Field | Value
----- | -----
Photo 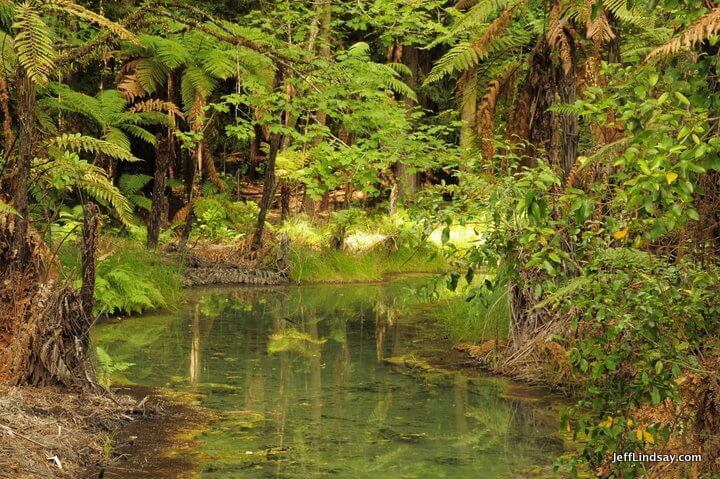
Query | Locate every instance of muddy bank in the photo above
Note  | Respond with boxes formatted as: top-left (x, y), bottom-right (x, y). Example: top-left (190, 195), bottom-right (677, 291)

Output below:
top-left (103, 386), bottom-right (212, 479)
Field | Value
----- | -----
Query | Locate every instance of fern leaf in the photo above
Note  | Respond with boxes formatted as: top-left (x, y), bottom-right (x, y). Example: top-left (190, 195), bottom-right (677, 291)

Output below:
top-left (43, 0), bottom-right (139, 44)
top-left (47, 133), bottom-right (141, 162)
top-left (40, 151), bottom-right (134, 225)
top-left (13, 1), bottom-right (55, 85)
top-left (647, 7), bottom-right (720, 59)
top-left (0, 198), bottom-right (19, 216)
top-left (118, 173), bottom-right (152, 194)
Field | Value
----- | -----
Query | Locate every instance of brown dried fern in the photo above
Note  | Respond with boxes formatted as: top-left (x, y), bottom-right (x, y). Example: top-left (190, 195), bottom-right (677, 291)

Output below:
top-left (648, 7), bottom-right (720, 58)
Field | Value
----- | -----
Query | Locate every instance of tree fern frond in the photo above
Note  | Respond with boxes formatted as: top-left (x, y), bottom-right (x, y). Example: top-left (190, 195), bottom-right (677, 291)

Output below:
top-left (42, 0), bottom-right (139, 44)
top-left (117, 72), bottom-right (147, 101)
top-left (425, 42), bottom-right (480, 84)
top-left (200, 47), bottom-right (236, 79)
top-left (139, 34), bottom-right (191, 69)
top-left (127, 98), bottom-right (183, 126)
top-left (97, 89), bottom-right (127, 117)
top-left (40, 83), bottom-right (104, 124)
top-left (122, 124), bottom-right (156, 145)
top-left (0, 31), bottom-right (16, 72)
top-left (13, 1), bottom-right (55, 85)
top-left (118, 173), bottom-right (152, 194)
top-left (647, 7), bottom-right (720, 58)
top-left (47, 133), bottom-right (141, 162)
top-left (103, 126), bottom-right (131, 150)
top-left (386, 62), bottom-right (412, 77)
top-left (181, 63), bottom-right (217, 114)
top-left (39, 151), bottom-right (134, 225)
top-left (0, 0), bottom-right (14, 31)
top-left (134, 57), bottom-right (169, 95)
top-left (425, 0), bottom-right (526, 85)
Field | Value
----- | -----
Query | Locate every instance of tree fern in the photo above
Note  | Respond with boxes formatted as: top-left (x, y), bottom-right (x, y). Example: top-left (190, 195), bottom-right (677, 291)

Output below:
top-left (43, 0), bottom-right (139, 44)
top-left (47, 133), bottom-right (141, 162)
top-left (647, 7), bottom-right (720, 58)
top-left (118, 173), bottom-right (152, 211)
top-left (13, 1), bottom-right (54, 84)
top-left (38, 151), bottom-right (134, 225)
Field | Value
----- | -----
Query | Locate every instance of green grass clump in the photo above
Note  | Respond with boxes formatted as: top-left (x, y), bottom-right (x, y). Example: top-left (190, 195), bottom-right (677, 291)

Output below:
top-left (288, 245), bottom-right (447, 283)
top-left (423, 282), bottom-right (510, 343)
top-left (59, 237), bottom-right (182, 316)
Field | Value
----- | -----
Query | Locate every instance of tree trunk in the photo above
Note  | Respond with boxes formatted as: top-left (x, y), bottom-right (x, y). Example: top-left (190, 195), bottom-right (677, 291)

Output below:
top-left (81, 203), bottom-right (100, 318)
top-left (458, 69), bottom-right (477, 172)
top-left (12, 75), bottom-right (35, 267)
top-left (280, 181), bottom-right (291, 221)
top-left (252, 134), bottom-right (282, 250)
top-left (148, 134), bottom-right (170, 248)
top-left (398, 44), bottom-right (421, 202)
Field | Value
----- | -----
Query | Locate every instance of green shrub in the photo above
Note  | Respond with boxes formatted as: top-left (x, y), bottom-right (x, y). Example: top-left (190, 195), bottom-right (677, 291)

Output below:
top-left (193, 197), bottom-right (259, 239)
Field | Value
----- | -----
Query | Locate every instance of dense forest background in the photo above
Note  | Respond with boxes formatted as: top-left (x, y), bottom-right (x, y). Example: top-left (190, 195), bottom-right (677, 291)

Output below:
top-left (1, 0), bottom-right (720, 477)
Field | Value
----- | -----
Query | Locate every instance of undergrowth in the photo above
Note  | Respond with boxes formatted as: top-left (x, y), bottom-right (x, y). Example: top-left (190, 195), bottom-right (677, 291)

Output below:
top-left (58, 237), bottom-right (182, 316)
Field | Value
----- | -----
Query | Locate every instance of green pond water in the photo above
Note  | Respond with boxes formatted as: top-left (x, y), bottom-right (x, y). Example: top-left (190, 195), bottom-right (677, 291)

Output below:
top-left (93, 278), bottom-right (564, 478)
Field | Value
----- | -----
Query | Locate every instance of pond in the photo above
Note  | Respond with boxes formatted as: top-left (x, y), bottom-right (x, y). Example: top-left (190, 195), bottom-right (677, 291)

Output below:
top-left (93, 278), bottom-right (564, 478)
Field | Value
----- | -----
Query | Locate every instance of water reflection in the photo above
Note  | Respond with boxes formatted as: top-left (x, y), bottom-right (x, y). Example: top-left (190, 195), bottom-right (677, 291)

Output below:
top-left (94, 280), bottom-right (563, 478)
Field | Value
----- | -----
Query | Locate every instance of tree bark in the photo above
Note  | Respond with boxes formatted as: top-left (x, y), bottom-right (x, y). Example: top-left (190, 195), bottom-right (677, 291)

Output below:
top-left (458, 69), bottom-right (477, 172)
top-left (280, 181), bottom-right (291, 221)
top-left (81, 203), bottom-right (100, 318)
top-left (148, 134), bottom-right (170, 248)
top-left (12, 75), bottom-right (35, 267)
top-left (252, 134), bottom-right (282, 250)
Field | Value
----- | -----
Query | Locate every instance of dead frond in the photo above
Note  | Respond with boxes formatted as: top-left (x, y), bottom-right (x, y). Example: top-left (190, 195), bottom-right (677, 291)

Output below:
top-left (647, 6), bottom-right (720, 59)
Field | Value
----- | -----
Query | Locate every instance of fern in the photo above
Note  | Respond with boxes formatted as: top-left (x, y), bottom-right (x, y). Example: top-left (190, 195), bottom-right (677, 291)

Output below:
top-left (118, 173), bottom-right (152, 211)
top-left (39, 151), bottom-right (134, 225)
top-left (648, 7), bottom-right (720, 58)
top-left (13, 1), bottom-right (55, 84)
top-left (47, 132), bottom-right (141, 162)
top-left (43, 0), bottom-right (139, 44)
top-left (0, 198), bottom-right (19, 216)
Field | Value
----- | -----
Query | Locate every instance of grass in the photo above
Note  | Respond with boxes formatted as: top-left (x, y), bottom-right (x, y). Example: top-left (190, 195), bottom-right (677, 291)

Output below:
top-left (421, 280), bottom-right (511, 344)
top-left (288, 245), bottom-right (447, 283)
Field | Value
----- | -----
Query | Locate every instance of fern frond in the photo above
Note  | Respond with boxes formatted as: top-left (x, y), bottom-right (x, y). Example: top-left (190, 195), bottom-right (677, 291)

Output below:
top-left (181, 63), bottom-right (217, 114)
top-left (39, 151), bottom-right (134, 225)
top-left (0, 0), bottom-right (14, 31)
top-left (13, 1), bottom-right (55, 85)
top-left (425, 0), bottom-right (526, 85)
top-left (42, 0), bottom-right (139, 44)
top-left (134, 57), bottom-right (169, 95)
top-left (425, 42), bottom-right (480, 84)
top-left (0, 198), bottom-right (19, 216)
top-left (122, 124), bottom-right (156, 145)
top-left (103, 126), bottom-right (131, 150)
top-left (386, 62), bottom-right (412, 77)
top-left (47, 133), bottom-right (141, 162)
top-left (40, 83), bottom-right (104, 124)
top-left (118, 173), bottom-right (152, 194)
top-left (200, 47), bottom-right (236, 79)
top-left (647, 7), bottom-right (720, 59)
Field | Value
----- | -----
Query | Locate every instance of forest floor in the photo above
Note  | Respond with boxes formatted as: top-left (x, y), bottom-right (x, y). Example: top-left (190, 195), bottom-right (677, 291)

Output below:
top-left (0, 385), bottom-right (136, 478)
top-left (0, 385), bottom-right (211, 479)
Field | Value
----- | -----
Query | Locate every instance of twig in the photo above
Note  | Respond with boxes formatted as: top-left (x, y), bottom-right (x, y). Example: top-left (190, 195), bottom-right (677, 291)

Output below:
top-left (0, 424), bottom-right (50, 449)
